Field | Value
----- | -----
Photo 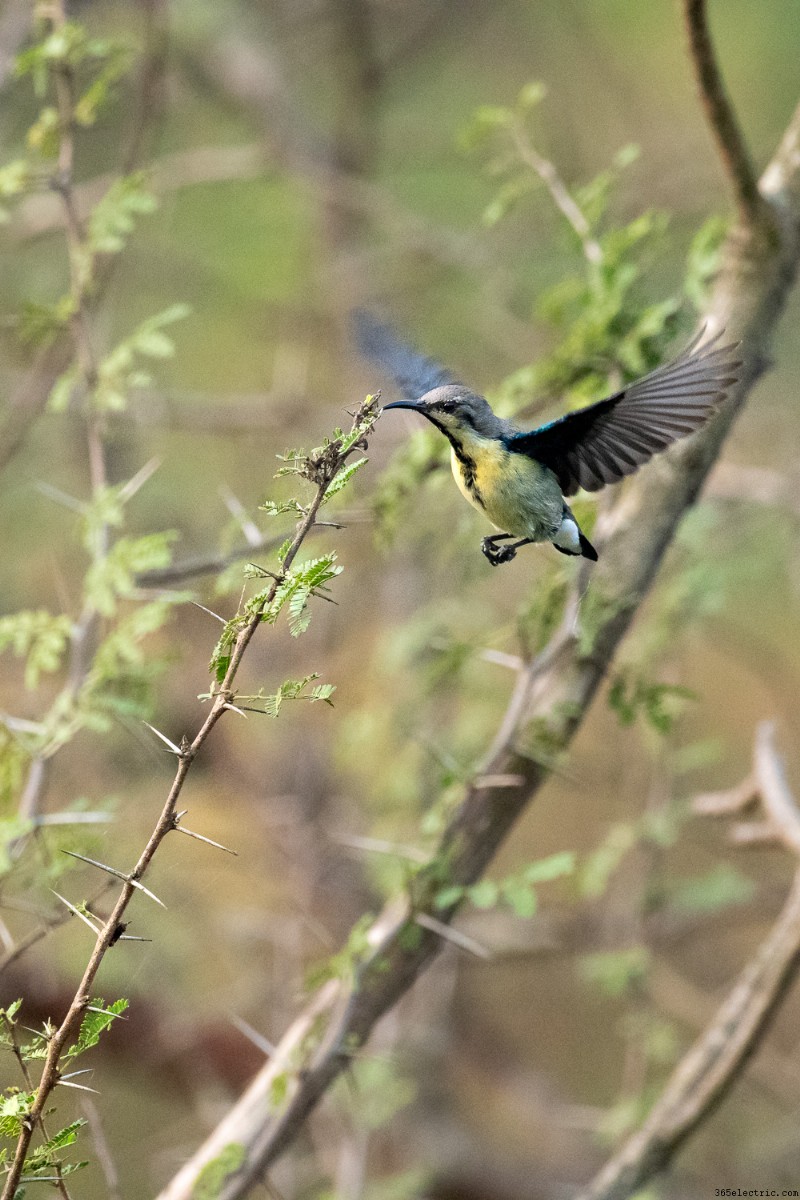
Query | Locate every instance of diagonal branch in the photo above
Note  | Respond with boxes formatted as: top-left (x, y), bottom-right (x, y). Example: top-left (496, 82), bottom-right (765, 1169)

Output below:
top-left (0, 400), bottom-right (380, 1200)
top-left (683, 0), bottom-right (770, 231)
top-left (576, 723), bottom-right (800, 1200)
top-left (155, 81), bottom-right (800, 1200)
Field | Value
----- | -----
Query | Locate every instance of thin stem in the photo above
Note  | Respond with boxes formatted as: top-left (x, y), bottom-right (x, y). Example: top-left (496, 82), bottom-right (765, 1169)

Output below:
top-left (510, 118), bottom-right (603, 266)
top-left (683, 0), bottom-right (769, 232)
top-left (13, 0), bottom-right (107, 835)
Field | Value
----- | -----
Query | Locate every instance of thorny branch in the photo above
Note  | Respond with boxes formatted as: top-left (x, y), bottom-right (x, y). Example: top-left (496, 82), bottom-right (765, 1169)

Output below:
top-left (0, 399), bottom-right (380, 1199)
top-left (157, 32), bottom-right (800, 1200)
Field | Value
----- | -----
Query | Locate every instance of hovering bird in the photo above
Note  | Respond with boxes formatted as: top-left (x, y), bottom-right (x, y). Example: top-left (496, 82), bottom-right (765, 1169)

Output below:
top-left (355, 312), bottom-right (741, 564)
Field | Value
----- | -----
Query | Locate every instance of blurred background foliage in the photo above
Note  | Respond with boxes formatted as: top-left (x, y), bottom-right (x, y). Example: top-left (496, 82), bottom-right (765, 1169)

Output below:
top-left (1, 0), bottom-right (800, 1196)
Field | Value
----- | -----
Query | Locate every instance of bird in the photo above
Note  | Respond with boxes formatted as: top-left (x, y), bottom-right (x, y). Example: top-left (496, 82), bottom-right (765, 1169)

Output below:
top-left (355, 311), bottom-right (741, 565)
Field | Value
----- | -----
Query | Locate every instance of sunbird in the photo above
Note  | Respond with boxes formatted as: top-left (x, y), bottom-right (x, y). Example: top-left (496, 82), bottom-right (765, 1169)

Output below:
top-left (356, 312), bottom-right (741, 564)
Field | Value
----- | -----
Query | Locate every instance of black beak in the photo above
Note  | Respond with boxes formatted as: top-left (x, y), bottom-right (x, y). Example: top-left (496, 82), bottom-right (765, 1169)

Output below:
top-left (382, 400), bottom-right (425, 412)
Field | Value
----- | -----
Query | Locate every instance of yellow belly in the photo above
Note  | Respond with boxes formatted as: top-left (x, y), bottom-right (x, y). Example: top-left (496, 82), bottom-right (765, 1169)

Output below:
top-left (450, 441), bottom-right (563, 540)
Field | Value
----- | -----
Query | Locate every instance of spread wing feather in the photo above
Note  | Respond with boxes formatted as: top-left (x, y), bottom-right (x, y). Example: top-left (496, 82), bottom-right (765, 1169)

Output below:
top-left (352, 310), bottom-right (456, 400)
top-left (506, 330), bottom-right (741, 495)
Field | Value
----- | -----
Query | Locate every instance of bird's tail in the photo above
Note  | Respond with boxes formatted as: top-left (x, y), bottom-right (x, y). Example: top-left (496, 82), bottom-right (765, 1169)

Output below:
top-left (579, 530), bottom-right (598, 561)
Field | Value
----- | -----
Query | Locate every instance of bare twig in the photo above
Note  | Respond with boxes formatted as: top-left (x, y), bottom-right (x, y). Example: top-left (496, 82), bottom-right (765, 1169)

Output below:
top-left (81, 1098), bottom-right (122, 1200)
top-left (683, 0), bottom-right (771, 231)
top-left (135, 531), bottom-right (288, 587)
top-left (510, 119), bottom-right (603, 265)
top-left (156, 37), bottom-right (800, 1200)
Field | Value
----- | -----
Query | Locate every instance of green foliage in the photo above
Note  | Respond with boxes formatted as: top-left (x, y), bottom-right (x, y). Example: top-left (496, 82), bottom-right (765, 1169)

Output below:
top-left (0, 1089), bottom-right (37, 1138)
top-left (0, 160), bottom-right (32, 223)
top-left (581, 947), bottom-right (651, 998)
top-left (240, 674), bottom-right (336, 718)
top-left (335, 1056), bottom-right (417, 1133)
top-left (663, 863), bottom-right (755, 915)
top-left (685, 215), bottom-right (729, 310)
top-left (192, 1143), bottom-right (246, 1199)
top-left (15, 20), bottom-right (130, 114)
top-left (21, 1121), bottom-right (88, 1179)
top-left (66, 998), bottom-right (128, 1060)
top-left (84, 531), bottom-right (178, 616)
top-left (210, 553), bottom-right (342, 681)
top-left (89, 172), bottom-right (158, 255)
top-left (0, 995), bottom-right (120, 1181)
top-left (0, 611), bottom-right (72, 690)
top-left (306, 914), bottom-right (375, 990)
top-left (608, 669), bottom-right (696, 734)
top-left (322, 457), bottom-right (368, 503)
top-left (436, 851), bottom-right (575, 917)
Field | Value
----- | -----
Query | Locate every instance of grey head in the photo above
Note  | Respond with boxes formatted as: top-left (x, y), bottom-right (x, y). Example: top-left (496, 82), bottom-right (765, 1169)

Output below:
top-left (384, 384), bottom-right (507, 441)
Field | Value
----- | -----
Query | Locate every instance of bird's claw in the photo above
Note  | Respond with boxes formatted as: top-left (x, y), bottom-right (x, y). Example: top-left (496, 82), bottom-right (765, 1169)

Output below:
top-left (481, 537), bottom-right (517, 566)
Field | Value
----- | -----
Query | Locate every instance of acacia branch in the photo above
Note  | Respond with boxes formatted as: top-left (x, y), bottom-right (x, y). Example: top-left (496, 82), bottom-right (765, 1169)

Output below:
top-left (156, 54), bottom-right (800, 1200)
top-left (0, 401), bottom-right (379, 1200)
top-left (683, 0), bottom-right (770, 231)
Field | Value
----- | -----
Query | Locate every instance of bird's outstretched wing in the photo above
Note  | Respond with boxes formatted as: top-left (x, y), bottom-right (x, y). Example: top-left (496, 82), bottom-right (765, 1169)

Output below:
top-left (506, 331), bottom-right (741, 495)
top-left (353, 310), bottom-right (456, 400)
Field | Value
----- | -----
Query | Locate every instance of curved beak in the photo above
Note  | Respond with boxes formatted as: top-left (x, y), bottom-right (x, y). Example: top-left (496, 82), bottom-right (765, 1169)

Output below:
top-left (382, 400), bottom-right (425, 412)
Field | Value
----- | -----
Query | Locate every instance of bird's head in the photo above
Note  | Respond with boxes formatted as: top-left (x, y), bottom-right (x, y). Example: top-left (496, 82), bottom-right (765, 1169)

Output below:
top-left (383, 385), bottom-right (503, 441)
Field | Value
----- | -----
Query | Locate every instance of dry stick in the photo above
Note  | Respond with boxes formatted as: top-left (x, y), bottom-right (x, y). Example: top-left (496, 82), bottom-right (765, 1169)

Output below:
top-left (155, 73), bottom-right (800, 1200)
top-left (683, 0), bottom-right (771, 232)
top-left (575, 723), bottom-right (800, 1200)
top-left (0, 405), bottom-right (377, 1199)
top-left (510, 119), bottom-right (603, 266)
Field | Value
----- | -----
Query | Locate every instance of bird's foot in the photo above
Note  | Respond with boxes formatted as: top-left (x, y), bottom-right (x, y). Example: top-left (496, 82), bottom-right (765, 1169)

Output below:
top-left (481, 536), bottom-right (518, 566)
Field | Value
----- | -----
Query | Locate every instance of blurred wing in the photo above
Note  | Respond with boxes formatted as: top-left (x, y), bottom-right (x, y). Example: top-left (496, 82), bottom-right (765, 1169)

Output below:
top-left (507, 330), bottom-right (742, 495)
top-left (353, 310), bottom-right (456, 400)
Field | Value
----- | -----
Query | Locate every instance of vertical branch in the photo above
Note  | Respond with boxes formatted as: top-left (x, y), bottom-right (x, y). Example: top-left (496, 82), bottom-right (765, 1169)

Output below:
top-left (13, 0), bottom-right (109, 835)
top-left (683, 0), bottom-right (770, 231)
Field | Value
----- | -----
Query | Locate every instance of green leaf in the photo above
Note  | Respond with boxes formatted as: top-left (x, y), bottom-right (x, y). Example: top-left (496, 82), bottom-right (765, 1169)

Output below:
top-left (49, 365), bottom-right (80, 413)
top-left (0, 1089), bottom-right (36, 1137)
top-left (500, 878), bottom-right (537, 918)
top-left (88, 172), bottom-right (157, 254)
top-left (322, 458), bottom-right (368, 503)
top-left (434, 885), bottom-right (465, 910)
top-left (84, 532), bottom-right (178, 616)
top-left (579, 822), bottom-right (637, 899)
top-left (667, 863), bottom-right (755, 915)
top-left (66, 997), bottom-right (128, 1059)
top-left (246, 675), bottom-right (336, 717)
top-left (467, 879), bottom-right (498, 909)
top-left (0, 610), bottom-right (73, 689)
top-left (260, 498), bottom-right (305, 518)
top-left (518, 80), bottom-right (547, 110)
top-left (581, 947), bottom-right (650, 997)
top-left (521, 851), bottom-right (576, 884)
